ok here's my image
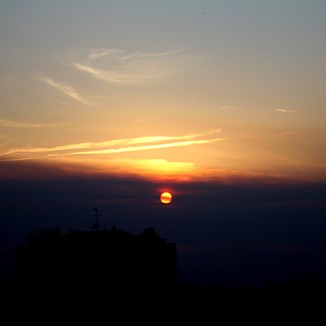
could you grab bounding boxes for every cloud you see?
[73,48,184,85]
[0,129,224,159]
[0,118,59,128]
[87,48,123,60]
[274,108,296,113]
[279,130,310,136]
[220,106,236,110]
[38,77,91,105]
[60,137,224,157]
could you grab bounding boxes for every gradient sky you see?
[1,1,326,287]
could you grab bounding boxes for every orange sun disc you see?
[160,192,172,204]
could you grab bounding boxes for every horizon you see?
[1,161,325,288]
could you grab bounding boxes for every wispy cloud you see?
[279,130,310,136]
[1,129,225,159]
[73,48,184,85]
[60,137,224,156]
[274,108,296,113]
[73,63,132,84]
[87,48,123,60]
[0,118,58,128]
[220,106,236,110]
[38,77,91,105]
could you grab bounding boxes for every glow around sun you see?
[160,192,172,204]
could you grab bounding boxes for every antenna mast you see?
[92,208,100,231]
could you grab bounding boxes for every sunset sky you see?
[1,1,326,287]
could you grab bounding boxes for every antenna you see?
[92,208,100,231]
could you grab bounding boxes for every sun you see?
[160,192,172,204]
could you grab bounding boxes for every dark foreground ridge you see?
[1,226,326,322]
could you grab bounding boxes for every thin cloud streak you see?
[220,106,237,110]
[0,118,58,128]
[87,48,123,60]
[74,63,133,84]
[275,108,296,113]
[74,48,183,85]
[87,48,179,61]
[0,129,224,158]
[56,138,225,157]
[39,77,90,105]
[279,130,310,136]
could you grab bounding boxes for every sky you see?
[1,0,326,288]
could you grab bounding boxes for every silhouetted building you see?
[17,226,177,299]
